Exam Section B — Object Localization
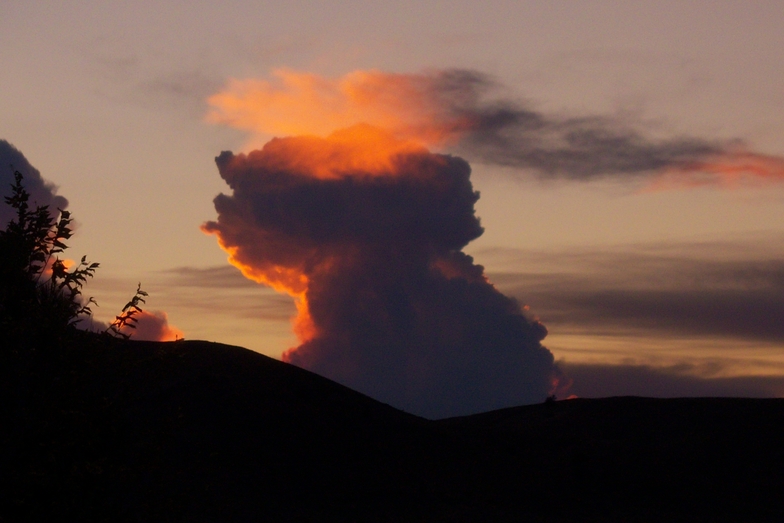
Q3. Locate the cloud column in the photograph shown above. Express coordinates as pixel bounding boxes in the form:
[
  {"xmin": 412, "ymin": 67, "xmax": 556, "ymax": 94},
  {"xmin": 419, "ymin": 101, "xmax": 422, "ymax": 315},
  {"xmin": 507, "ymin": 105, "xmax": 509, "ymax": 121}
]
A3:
[{"xmin": 202, "ymin": 127, "xmax": 560, "ymax": 418}]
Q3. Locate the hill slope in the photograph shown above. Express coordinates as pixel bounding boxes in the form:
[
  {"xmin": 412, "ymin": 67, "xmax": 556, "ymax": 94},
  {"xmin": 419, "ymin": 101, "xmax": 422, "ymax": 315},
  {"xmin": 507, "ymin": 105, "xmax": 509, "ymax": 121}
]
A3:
[{"xmin": 2, "ymin": 339, "xmax": 783, "ymax": 522}]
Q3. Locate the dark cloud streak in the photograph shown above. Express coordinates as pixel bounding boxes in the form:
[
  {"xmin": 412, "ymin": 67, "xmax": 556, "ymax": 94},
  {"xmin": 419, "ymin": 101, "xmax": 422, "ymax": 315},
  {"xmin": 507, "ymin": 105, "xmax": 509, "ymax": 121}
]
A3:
[
  {"xmin": 424, "ymin": 69, "xmax": 725, "ymax": 179},
  {"xmin": 489, "ymin": 245, "xmax": 784, "ymax": 343},
  {"xmin": 562, "ymin": 362, "xmax": 784, "ymax": 399}
]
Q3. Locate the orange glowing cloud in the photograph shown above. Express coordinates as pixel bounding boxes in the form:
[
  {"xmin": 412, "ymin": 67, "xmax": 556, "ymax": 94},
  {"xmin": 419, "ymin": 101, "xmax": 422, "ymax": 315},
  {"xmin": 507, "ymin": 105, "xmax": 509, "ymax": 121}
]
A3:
[
  {"xmin": 206, "ymin": 69, "xmax": 471, "ymax": 149},
  {"xmin": 211, "ymin": 240, "xmax": 316, "ymax": 342},
  {"xmin": 244, "ymin": 124, "xmax": 432, "ymax": 179}
]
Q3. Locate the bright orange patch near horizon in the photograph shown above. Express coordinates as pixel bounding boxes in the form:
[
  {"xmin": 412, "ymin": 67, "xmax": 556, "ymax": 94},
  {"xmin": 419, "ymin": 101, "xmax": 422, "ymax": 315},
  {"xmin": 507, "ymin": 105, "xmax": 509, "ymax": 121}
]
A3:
[{"xmin": 133, "ymin": 310, "xmax": 184, "ymax": 342}]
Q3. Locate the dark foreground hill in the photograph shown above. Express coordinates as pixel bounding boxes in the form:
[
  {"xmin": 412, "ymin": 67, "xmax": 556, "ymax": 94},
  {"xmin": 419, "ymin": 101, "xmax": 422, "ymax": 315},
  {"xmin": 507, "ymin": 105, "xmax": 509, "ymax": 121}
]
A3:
[{"xmin": 2, "ymin": 339, "xmax": 783, "ymax": 522}]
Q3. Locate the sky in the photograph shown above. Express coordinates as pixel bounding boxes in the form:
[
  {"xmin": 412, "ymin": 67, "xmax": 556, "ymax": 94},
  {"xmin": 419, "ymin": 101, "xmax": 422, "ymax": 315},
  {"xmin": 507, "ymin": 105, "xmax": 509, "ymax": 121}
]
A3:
[{"xmin": 2, "ymin": 1, "xmax": 784, "ymax": 416}]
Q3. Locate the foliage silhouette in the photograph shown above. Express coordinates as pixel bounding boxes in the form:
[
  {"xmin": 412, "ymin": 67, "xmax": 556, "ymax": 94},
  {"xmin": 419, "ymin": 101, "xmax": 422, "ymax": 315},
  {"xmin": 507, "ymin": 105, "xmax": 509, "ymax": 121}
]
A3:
[
  {"xmin": 107, "ymin": 283, "xmax": 148, "ymax": 339},
  {"xmin": 0, "ymin": 169, "xmax": 144, "ymax": 347}
]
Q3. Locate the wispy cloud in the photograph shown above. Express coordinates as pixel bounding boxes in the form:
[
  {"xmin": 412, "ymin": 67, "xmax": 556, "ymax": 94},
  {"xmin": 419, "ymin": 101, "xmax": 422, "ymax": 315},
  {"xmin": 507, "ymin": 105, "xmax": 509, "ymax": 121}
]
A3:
[
  {"xmin": 483, "ymin": 238, "xmax": 784, "ymax": 344},
  {"xmin": 87, "ymin": 47, "xmax": 223, "ymax": 113},
  {"xmin": 156, "ymin": 265, "xmax": 296, "ymax": 321}
]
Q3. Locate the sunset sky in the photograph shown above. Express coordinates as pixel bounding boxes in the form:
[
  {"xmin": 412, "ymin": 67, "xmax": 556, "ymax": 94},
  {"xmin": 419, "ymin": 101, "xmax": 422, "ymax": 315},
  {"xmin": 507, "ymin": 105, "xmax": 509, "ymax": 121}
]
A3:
[{"xmin": 3, "ymin": 1, "xmax": 784, "ymax": 408}]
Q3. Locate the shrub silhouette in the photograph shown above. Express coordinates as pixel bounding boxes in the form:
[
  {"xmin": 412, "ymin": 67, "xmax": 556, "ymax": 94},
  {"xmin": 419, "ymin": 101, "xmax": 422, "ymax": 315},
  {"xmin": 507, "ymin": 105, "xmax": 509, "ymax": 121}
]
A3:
[{"xmin": 0, "ymin": 169, "xmax": 144, "ymax": 346}]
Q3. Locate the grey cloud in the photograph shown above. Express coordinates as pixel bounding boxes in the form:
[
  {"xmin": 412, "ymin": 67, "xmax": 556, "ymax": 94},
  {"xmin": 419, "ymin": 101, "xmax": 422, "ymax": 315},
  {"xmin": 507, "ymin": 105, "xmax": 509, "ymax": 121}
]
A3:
[
  {"xmin": 0, "ymin": 140, "xmax": 68, "ymax": 227},
  {"xmin": 140, "ymin": 70, "xmax": 222, "ymax": 104}
]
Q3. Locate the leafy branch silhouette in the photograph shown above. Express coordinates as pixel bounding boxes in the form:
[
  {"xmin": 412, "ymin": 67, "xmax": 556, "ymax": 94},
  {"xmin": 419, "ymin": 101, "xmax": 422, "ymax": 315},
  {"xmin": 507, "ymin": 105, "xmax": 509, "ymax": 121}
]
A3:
[
  {"xmin": 0, "ymin": 169, "xmax": 147, "ymax": 344},
  {"xmin": 107, "ymin": 283, "xmax": 148, "ymax": 339}
]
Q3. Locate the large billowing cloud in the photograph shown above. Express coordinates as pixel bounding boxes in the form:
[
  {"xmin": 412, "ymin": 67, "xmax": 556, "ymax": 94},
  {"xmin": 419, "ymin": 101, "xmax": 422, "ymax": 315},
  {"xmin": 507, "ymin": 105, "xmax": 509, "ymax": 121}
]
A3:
[
  {"xmin": 0, "ymin": 140, "xmax": 69, "ymax": 226},
  {"xmin": 207, "ymin": 69, "xmax": 784, "ymax": 188},
  {"xmin": 202, "ymin": 129, "xmax": 561, "ymax": 418}
]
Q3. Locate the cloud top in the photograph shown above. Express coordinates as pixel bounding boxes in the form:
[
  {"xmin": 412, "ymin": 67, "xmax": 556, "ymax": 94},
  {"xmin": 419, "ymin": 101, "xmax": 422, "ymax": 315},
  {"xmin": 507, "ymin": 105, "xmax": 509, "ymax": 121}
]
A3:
[{"xmin": 207, "ymin": 68, "xmax": 784, "ymax": 187}]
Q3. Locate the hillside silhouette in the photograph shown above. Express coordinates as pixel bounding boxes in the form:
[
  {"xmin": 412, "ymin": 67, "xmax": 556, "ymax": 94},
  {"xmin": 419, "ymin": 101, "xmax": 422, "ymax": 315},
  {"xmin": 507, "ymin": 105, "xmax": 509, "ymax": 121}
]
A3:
[
  {"xmin": 2, "ymin": 166, "xmax": 783, "ymax": 521},
  {"xmin": 2, "ymin": 338, "xmax": 783, "ymax": 522}
]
